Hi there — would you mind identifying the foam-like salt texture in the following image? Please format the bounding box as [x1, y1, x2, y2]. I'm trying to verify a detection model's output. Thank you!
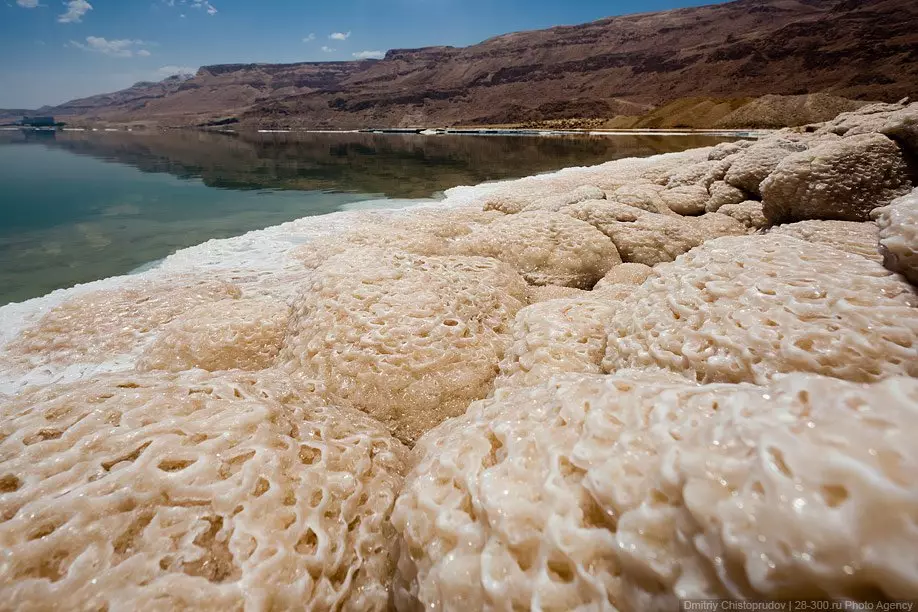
[526, 285, 591, 303]
[280, 248, 529, 444]
[603, 234, 918, 384]
[392, 373, 918, 611]
[137, 298, 290, 373]
[0, 370, 409, 611]
[873, 188, 918, 284]
[770, 220, 882, 263]
[454, 211, 621, 288]
[495, 297, 616, 388]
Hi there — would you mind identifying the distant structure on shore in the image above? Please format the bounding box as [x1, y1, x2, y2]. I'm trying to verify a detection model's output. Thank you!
[21, 116, 56, 127]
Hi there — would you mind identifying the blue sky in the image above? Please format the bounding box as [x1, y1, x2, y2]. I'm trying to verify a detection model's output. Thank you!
[1, 0, 728, 108]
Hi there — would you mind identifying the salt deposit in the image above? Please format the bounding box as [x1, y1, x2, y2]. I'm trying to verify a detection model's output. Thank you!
[1, 106, 917, 610]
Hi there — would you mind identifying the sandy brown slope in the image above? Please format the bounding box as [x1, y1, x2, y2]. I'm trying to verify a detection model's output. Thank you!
[43, 0, 918, 129]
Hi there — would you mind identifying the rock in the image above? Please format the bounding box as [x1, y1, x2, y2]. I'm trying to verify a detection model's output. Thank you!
[723, 139, 808, 196]
[873, 188, 918, 284]
[717, 200, 768, 229]
[761, 133, 912, 223]
[602, 234, 918, 384]
[770, 220, 882, 263]
[455, 211, 621, 288]
[279, 248, 529, 444]
[660, 184, 709, 216]
[705, 180, 747, 212]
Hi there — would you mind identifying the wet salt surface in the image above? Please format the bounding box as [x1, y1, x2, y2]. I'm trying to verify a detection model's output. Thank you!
[0, 129, 732, 306]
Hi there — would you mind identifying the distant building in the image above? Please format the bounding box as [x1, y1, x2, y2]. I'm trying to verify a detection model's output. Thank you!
[21, 116, 56, 127]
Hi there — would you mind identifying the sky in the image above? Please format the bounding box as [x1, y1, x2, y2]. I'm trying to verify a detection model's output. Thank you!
[1, 0, 729, 109]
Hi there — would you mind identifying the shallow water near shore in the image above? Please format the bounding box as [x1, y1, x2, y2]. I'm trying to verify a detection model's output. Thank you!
[0, 128, 733, 306]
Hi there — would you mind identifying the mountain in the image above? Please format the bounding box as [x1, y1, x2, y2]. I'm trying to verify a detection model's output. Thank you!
[39, 0, 918, 129]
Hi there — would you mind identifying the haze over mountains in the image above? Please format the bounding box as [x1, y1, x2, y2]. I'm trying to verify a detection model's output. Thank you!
[6, 0, 917, 129]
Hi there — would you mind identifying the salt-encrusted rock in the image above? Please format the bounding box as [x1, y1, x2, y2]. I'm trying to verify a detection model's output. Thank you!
[6, 276, 241, 368]
[280, 248, 528, 444]
[520, 185, 606, 213]
[603, 234, 918, 384]
[818, 102, 918, 157]
[717, 200, 768, 229]
[761, 133, 912, 223]
[561, 200, 744, 266]
[593, 263, 654, 292]
[527, 285, 590, 304]
[665, 159, 730, 190]
[495, 297, 615, 388]
[707, 140, 752, 161]
[607, 182, 674, 215]
[292, 208, 502, 269]
[723, 139, 808, 196]
[455, 211, 621, 288]
[137, 298, 290, 373]
[873, 188, 918, 284]
[392, 373, 918, 611]
[660, 184, 709, 216]
[484, 184, 605, 215]
[705, 180, 747, 213]
[0, 370, 409, 611]
[770, 220, 882, 263]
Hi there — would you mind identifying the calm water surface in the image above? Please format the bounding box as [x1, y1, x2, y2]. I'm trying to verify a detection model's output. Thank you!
[0, 129, 733, 305]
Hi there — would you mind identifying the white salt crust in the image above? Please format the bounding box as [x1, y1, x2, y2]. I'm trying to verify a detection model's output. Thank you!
[769, 220, 882, 263]
[873, 188, 918, 285]
[392, 373, 918, 611]
[279, 248, 529, 444]
[0, 370, 409, 611]
[603, 234, 918, 384]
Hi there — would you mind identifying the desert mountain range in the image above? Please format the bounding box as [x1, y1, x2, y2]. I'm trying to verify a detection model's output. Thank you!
[6, 0, 917, 129]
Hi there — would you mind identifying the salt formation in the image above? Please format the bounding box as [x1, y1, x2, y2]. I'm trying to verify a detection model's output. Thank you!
[873, 187, 918, 284]
[527, 285, 590, 303]
[454, 211, 621, 288]
[562, 200, 745, 266]
[391, 373, 918, 611]
[606, 183, 675, 215]
[280, 248, 529, 444]
[705, 181, 747, 213]
[769, 220, 882, 263]
[0, 370, 409, 611]
[723, 139, 808, 196]
[717, 200, 768, 229]
[483, 184, 604, 215]
[137, 298, 290, 373]
[6, 277, 241, 367]
[659, 185, 709, 216]
[817, 101, 918, 159]
[603, 234, 918, 384]
[592, 263, 654, 292]
[761, 133, 911, 223]
[495, 297, 615, 388]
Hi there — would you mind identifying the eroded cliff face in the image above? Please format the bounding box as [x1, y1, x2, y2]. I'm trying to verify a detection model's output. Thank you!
[36, 0, 918, 129]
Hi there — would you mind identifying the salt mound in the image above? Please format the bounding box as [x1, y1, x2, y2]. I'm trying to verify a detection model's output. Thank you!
[6, 277, 241, 368]
[455, 211, 621, 288]
[393, 373, 918, 610]
[770, 220, 882, 263]
[521, 185, 606, 213]
[527, 285, 590, 303]
[279, 248, 529, 444]
[873, 188, 918, 285]
[717, 200, 768, 229]
[484, 184, 604, 215]
[724, 139, 808, 196]
[0, 370, 409, 611]
[562, 200, 745, 266]
[659, 185, 709, 216]
[607, 183, 675, 215]
[705, 181, 747, 213]
[137, 298, 290, 373]
[761, 133, 912, 223]
[603, 234, 918, 384]
[495, 298, 616, 388]
[593, 263, 654, 292]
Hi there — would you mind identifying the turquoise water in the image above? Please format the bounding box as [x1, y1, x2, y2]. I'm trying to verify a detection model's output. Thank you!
[0, 129, 732, 305]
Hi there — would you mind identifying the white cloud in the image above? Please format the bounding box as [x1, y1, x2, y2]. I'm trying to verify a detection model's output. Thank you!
[320, 45, 334, 53]
[16, 0, 40, 8]
[329, 31, 350, 41]
[191, 0, 216, 15]
[352, 50, 384, 60]
[58, 0, 91, 23]
[303, 33, 315, 42]
[157, 65, 196, 77]
[71, 36, 152, 58]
